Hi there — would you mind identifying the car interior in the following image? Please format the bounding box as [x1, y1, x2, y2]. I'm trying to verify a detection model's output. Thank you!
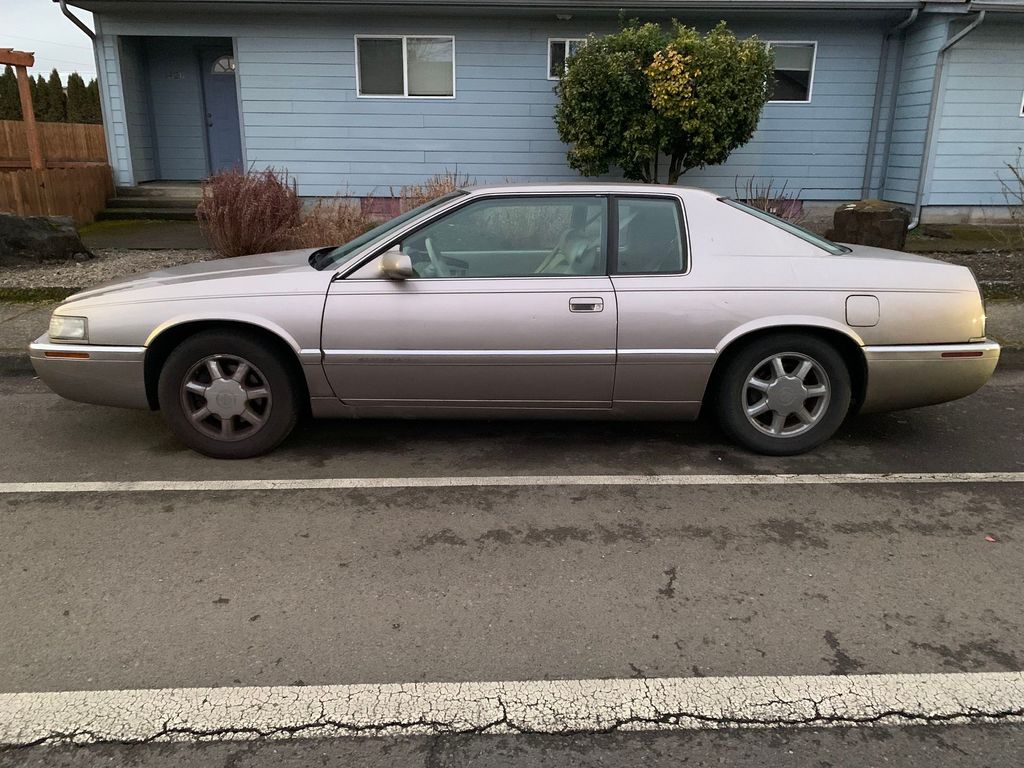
[400, 196, 607, 278]
[397, 195, 685, 279]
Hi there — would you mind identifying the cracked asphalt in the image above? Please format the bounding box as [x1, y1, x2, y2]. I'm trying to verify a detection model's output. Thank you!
[0, 363, 1022, 766]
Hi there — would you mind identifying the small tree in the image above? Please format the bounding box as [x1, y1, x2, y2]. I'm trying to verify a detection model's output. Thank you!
[0, 66, 21, 120]
[30, 75, 46, 120]
[41, 69, 67, 122]
[555, 21, 773, 185]
[82, 78, 102, 123]
[66, 72, 88, 122]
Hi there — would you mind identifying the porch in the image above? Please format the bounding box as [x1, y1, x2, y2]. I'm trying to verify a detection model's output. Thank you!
[116, 36, 242, 184]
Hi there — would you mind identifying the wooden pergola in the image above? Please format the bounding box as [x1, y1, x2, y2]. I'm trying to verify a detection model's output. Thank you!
[0, 48, 44, 170]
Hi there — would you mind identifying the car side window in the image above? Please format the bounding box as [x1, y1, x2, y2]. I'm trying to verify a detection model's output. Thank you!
[614, 197, 687, 275]
[398, 196, 607, 278]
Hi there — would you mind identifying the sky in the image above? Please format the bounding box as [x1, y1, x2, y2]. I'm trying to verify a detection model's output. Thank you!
[2, 0, 97, 81]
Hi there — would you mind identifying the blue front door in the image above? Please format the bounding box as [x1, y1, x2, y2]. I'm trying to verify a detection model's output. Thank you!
[201, 51, 243, 173]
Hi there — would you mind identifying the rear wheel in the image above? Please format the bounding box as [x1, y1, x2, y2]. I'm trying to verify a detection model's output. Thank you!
[715, 334, 851, 456]
[158, 330, 299, 459]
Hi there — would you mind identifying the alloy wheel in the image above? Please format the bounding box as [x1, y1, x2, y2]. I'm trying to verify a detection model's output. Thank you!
[179, 354, 273, 442]
[742, 352, 831, 438]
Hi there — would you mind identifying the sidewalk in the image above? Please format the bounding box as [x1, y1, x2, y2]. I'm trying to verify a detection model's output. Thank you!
[79, 220, 208, 250]
[0, 302, 54, 372]
[2, 299, 1022, 374]
[986, 300, 1024, 352]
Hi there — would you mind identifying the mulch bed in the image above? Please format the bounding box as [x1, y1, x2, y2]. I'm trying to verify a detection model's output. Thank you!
[925, 251, 1024, 301]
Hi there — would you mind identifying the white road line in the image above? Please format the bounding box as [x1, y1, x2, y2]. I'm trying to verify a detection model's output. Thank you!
[0, 472, 1022, 495]
[1, 672, 1022, 746]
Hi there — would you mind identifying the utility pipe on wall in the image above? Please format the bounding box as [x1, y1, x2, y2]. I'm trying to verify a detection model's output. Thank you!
[909, 10, 986, 229]
[862, 9, 918, 199]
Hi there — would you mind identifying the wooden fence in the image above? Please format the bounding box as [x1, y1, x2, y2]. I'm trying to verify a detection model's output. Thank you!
[0, 165, 114, 225]
[0, 120, 107, 167]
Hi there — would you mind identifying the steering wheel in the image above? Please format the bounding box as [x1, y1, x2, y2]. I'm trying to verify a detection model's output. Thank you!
[424, 237, 450, 278]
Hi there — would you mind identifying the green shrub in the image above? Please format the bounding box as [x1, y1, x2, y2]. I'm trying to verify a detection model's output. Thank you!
[555, 21, 773, 184]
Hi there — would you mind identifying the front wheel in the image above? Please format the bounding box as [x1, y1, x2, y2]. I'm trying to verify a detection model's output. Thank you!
[158, 330, 299, 459]
[715, 334, 852, 456]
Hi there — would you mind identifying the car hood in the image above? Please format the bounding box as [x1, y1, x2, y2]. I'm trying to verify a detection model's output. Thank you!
[61, 248, 322, 305]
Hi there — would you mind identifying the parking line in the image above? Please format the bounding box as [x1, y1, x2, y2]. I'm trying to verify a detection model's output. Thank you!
[0, 472, 1022, 495]
[1, 671, 1022, 746]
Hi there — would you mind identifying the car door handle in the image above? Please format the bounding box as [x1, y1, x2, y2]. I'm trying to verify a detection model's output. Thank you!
[569, 297, 603, 313]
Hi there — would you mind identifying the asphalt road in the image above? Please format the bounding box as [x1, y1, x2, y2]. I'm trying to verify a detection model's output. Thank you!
[0, 363, 1022, 766]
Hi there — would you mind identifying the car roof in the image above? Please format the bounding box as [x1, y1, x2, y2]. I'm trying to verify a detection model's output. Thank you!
[461, 182, 721, 199]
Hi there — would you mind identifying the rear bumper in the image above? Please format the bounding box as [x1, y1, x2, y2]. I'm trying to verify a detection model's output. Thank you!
[29, 334, 150, 410]
[860, 340, 1000, 414]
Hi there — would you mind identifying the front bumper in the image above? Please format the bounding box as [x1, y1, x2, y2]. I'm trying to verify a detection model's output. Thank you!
[29, 334, 150, 410]
[860, 339, 1000, 414]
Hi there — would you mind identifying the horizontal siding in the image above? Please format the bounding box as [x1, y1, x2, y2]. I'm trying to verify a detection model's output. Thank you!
[928, 20, 1024, 206]
[882, 14, 949, 204]
[118, 37, 157, 182]
[93, 12, 891, 198]
[238, 15, 894, 198]
[97, 34, 132, 186]
[97, 10, 1018, 207]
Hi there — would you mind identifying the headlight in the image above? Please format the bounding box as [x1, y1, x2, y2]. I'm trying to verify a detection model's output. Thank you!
[49, 315, 88, 341]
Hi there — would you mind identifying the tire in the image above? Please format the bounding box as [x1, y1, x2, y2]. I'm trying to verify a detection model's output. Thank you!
[157, 329, 300, 459]
[714, 333, 852, 456]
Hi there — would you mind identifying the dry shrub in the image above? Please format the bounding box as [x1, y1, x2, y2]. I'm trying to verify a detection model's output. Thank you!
[397, 168, 474, 212]
[285, 198, 377, 249]
[198, 168, 302, 258]
[998, 147, 1024, 244]
[734, 176, 806, 225]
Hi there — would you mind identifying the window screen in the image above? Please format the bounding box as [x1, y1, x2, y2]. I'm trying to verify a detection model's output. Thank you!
[357, 38, 404, 96]
[769, 43, 815, 102]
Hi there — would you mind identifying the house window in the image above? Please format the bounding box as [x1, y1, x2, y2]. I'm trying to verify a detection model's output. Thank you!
[211, 55, 235, 75]
[767, 42, 816, 103]
[356, 35, 455, 98]
[548, 38, 586, 79]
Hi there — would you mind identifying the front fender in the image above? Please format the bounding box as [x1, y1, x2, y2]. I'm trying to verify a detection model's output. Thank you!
[145, 312, 315, 362]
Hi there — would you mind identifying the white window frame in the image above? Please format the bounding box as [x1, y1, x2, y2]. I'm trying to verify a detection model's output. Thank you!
[765, 40, 817, 105]
[1019, 89, 1024, 117]
[354, 34, 456, 99]
[547, 37, 587, 80]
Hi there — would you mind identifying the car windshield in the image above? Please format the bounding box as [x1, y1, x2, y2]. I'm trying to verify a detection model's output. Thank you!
[310, 191, 468, 270]
[723, 199, 850, 256]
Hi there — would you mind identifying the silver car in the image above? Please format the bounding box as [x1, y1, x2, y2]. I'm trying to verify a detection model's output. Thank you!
[30, 184, 999, 458]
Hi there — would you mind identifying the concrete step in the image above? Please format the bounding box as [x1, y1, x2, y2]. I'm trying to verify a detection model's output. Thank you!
[106, 196, 199, 210]
[114, 184, 203, 201]
[95, 207, 197, 222]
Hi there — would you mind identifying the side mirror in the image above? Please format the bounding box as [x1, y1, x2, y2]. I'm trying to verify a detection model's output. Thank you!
[380, 248, 414, 280]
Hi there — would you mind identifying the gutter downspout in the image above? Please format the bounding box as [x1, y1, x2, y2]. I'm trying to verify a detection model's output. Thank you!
[58, 0, 96, 39]
[909, 9, 985, 229]
[862, 8, 918, 198]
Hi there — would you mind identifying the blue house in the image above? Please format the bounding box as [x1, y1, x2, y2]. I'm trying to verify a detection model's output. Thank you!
[63, 0, 1024, 223]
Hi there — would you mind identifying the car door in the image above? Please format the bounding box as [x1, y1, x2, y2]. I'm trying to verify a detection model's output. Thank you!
[321, 194, 617, 410]
[609, 195, 712, 415]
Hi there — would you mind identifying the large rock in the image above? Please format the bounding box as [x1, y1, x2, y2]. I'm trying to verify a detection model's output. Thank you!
[0, 213, 94, 267]
[829, 200, 911, 251]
